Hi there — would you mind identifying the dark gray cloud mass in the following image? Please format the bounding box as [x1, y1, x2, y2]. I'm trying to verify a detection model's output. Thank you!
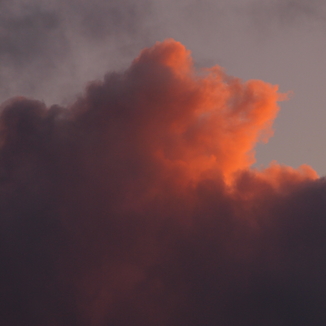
[0, 39, 326, 326]
[1, 1, 326, 324]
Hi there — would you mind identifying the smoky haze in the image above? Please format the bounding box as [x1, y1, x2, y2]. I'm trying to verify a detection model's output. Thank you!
[2, 0, 326, 104]
[0, 0, 152, 104]
[0, 39, 325, 326]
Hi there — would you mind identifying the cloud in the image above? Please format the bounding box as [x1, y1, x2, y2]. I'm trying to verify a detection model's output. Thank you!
[0, 39, 325, 326]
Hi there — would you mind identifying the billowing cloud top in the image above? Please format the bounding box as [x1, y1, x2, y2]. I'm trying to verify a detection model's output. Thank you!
[0, 39, 325, 326]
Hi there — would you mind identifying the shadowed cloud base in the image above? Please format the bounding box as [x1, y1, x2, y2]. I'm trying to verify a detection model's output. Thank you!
[0, 39, 325, 326]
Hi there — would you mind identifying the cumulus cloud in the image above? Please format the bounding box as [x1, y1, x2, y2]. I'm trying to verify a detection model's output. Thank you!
[0, 40, 325, 326]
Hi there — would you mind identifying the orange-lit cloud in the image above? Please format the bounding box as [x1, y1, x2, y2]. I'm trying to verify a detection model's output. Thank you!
[97, 39, 313, 185]
[0, 40, 325, 326]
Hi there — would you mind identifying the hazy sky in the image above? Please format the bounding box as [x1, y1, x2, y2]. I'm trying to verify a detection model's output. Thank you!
[1, 0, 325, 175]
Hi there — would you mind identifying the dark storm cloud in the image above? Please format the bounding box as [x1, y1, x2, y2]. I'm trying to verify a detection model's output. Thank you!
[0, 40, 325, 326]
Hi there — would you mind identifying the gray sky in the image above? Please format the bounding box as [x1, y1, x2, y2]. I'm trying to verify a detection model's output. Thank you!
[1, 0, 325, 176]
